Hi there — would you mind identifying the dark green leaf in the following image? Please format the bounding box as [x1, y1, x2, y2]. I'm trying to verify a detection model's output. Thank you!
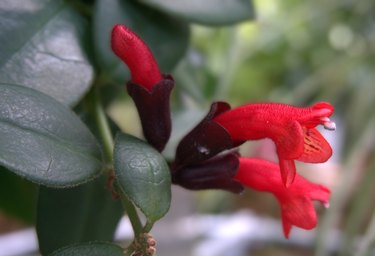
[0, 166, 38, 223]
[0, 0, 93, 106]
[37, 176, 123, 255]
[114, 133, 171, 223]
[93, 0, 189, 83]
[138, 0, 255, 26]
[49, 242, 124, 256]
[0, 85, 102, 187]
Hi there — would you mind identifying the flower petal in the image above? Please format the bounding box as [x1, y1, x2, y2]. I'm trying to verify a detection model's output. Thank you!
[282, 218, 293, 239]
[235, 158, 331, 238]
[307, 184, 331, 206]
[279, 159, 296, 187]
[298, 128, 332, 163]
[275, 120, 305, 160]
[280, 197, 317, 237]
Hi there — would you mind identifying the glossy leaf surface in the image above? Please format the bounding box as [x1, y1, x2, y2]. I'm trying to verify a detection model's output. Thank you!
[0, 85, 102, 187]
[114, 133, 171, 223]
[0, 0, 93, 106]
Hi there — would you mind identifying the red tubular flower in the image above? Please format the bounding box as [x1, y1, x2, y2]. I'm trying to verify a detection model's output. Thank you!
[214, 102, 335, 186]
[111, 24, 162, 90]
[111, 24, 174, 151]
[235, 158, 330, 238]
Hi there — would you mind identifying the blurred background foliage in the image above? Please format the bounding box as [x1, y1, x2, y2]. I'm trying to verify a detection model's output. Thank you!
[1, 0, 375, 255]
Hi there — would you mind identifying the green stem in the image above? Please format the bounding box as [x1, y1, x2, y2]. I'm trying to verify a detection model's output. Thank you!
[93, 88, 114, 162]
[92, 82, 145, 255]
[120, 193, 143, 238]
[143, 221, 154, 233]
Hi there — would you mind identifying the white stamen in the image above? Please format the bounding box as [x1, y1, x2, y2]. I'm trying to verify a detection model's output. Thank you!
[320, 117, 336, 131]
[323, 121, 336, 131]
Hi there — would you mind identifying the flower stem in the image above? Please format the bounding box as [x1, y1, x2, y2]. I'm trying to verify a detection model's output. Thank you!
[143, 221, 154, 234]
[120, 193, 143, 238]
[93, 88, 114, 162]
[92, 82, 146, 254]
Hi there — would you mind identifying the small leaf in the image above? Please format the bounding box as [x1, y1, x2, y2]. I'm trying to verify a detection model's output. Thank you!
[93, 0, 189, 83]
[0, 85, 102, 187]
[0, 0, 93, 106]
[49, 242, 124, 256]
[37, 176, 123, 255]
[114, 133, 171, 223]
[139, 0, 255, 26]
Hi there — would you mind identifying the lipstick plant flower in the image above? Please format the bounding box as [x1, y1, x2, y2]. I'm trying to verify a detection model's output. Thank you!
[111, 24, 174, 151]
[171, 101, 335, 237]
[235, 158, 330, 238]
[214, 102, 336, 186]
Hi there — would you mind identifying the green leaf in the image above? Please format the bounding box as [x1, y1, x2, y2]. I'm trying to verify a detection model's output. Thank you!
[0, 85, 102, 187]
[0, 0, 93, 106]
[49, 242, 124, 256]
[114, 133, 171, 223]
[93, 0, 189, 83]
[0, 166, 38, 223]
[138, 0, 255, 26]
[37, 176, 123, 255]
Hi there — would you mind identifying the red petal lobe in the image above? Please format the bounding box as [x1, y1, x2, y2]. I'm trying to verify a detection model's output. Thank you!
[280, 197, 317, 231]
[279, 159, 296, 187]
[275, 121, 305, 160]
[298, 128, 332, 163]
[282, 218, 292, 239]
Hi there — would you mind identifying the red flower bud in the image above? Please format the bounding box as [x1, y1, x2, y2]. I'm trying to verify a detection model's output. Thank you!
[111, 24, 162, 90]
[111, 24, 174, 151]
